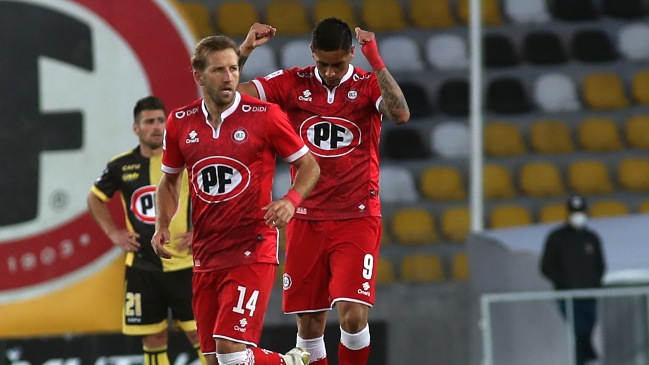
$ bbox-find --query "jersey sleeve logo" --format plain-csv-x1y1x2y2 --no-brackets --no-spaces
192,156,251,203
300,116,361,157
130,185,157,224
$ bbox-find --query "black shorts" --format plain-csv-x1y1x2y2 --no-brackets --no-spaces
122,266,196,336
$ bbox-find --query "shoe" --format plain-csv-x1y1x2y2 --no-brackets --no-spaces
281,347,309,365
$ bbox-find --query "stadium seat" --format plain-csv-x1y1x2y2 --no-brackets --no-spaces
533,73,581,113
215,1,259,37
486,77,531,114
391,208,439,244
382,127,430,160
400,82,433,119
379,165,419,203
376,257,396,285
603,0,649,18
582,72,630,110
568,160,614,194
539,202,569,223
430,121,470,158
522,31,568,65
177,1,215,39
617,23,649,61
441,206,470,242
503,0,551,23
484,121,526,157
379,35,426,72
625,115,649,149
361,0,407,31
519,161,565,197
483,164,516,200
632,69,649,104
425,34,469,70
410,0,456,28
577,118,623,152
618,157,649,192
241,46,279,81
490,204,533,229
530,119,575,154
483,34,520,68
590,200,630,218
280,39,313,69
457,0,503,26
451,252,470,281
313,0,358,27
419,165,466,201
438,79,469,115
570,29,617,63
266,0,310,35
639,200,649,214
552,0,599,20
400,254,446,283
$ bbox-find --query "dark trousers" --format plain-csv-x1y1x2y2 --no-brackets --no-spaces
558,298,598,365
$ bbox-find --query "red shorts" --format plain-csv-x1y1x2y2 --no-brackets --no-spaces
192,263,276,354
282,216,381,314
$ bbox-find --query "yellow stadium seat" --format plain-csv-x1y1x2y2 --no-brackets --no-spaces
391,208,439,244
266,0,311,35
578,117,623,152
484,164,516,199
451,252,470,281
530,119,575,154
484,121,526,157
519,161,565,197
361,0,407,31
582,72,630,110
632,69,649,104
590,200,630,218
490,204,533,229
441,206,470,243
410,0,455,28
400,254,445,283
215,1,260,37
420,166,466,201
176,1,215,39
457,0,503,26
313,0,358,27
625,115,649,149
568,160,614,194
639,200,649,214
539,202,568,223
618,157,649,192
376,257,396,285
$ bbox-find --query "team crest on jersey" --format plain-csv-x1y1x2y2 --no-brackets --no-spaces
130,185,156,224
300,115,361,157
232,129,248,143
347,90,358,99
191,156,251,203
282,273,292,290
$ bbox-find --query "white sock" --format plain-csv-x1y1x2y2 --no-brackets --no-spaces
340,324,370,350
216,350,248,365
297,335,327,362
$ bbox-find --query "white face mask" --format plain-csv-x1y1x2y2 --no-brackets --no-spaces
569,212,588,229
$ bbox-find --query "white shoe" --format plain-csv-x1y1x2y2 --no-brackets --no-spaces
281,347,309,365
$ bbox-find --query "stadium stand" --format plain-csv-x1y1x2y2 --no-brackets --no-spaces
625,115,649,149
390,207,439,244
577,117,624,152
400,254,446,283
215,1,259,37
529,119,576,154
409,0,455,29
429,121,470,158
503,0,551,24
313,0,358,26
265,0,310,35
425,33,469,70
360,0,407,31
484,121,526,157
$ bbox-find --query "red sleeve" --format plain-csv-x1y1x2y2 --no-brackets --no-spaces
368,73,383,112
253,69,293,108
265,104,308,163
161,113,185,173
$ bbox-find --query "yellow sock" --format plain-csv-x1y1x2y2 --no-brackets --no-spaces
143,345,170,365
194,343,207,365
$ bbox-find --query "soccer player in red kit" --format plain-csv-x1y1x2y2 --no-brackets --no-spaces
238,18,410,365
151,35,320,365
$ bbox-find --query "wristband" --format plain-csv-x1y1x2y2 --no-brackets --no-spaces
361,39,386,71
283,189,302,208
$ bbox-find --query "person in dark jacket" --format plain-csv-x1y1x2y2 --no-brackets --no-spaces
541,194,606,365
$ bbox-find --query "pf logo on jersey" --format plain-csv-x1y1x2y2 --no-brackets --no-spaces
192,156,251,203
130,185,156,224
300,115,361,157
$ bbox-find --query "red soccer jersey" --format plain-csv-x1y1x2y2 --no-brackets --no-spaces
252,65,383,220
162,93,308,272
